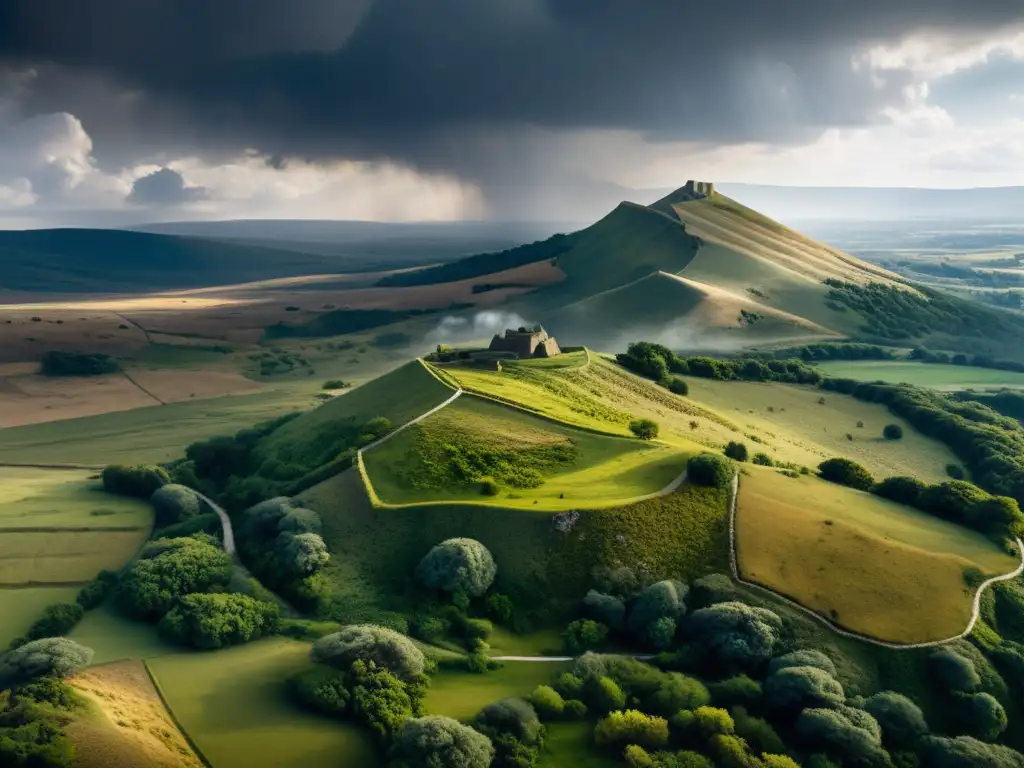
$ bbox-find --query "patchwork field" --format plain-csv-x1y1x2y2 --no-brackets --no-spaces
815,360,1024,391
362,394,688,510
67,660,202,768
148,639,380,768
683,376,960,482
736,467,1019,643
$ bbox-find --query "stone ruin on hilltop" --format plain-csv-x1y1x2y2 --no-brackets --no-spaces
488,324,562,359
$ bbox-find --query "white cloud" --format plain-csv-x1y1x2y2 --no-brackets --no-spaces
861,26,1024,78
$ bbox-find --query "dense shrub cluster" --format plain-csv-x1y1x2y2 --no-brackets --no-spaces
0,676,83,767
236,497,330,609
390,715,495,767
817,458,875,491
150,483,202,527
474,697,544,767
75,569,119,610
311,625,426,682
750,343,898,363
616,341,822,386
101,463,170,498
687,454,733,488
0,638,94,691
159,592,279,649
6,604,84,651
39,350,121,376
115,535,233,619
823,279,1024,343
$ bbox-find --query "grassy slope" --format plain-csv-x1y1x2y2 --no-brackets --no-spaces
0,467,151,529
425,663,572,721
737,467,1018,643
815,360,1024,391
548,270,835,352
362,395,687,510
529,202,700,307
259,359,453,464
148,639,380,768
682,375,961,483
71,604,176,665
300,464,730,625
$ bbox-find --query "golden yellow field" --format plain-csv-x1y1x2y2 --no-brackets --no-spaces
736,467,1018,643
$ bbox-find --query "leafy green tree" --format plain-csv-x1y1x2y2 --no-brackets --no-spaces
287,664,350,717
101,464,170,498
583,590,626,631
686,602,782,668
688,454,732,487
474,697,543,746
795,705,887,766
150,484,202,527
76,570,119,610
648,673,710,717
648,617,677,650
959,692,1007,742
20,604,84,644
415,538,497,597
724,442,749,462
351,660,419,742
929,648,980,693
630,419,661,440
883,423,904,440
528,686,564,720
628,580,688,644
312,625,426,682
553,672,584,700
667,378,689,396
863,691,928,750
817,458,874,491
918,735,1024,767
763,666,845,712
159,592,279,649
390,715,494,768
732,706,786,755
587,676,626,715
0,638,93,690
769,649,837,677
115,536,233,619
563,620,608,654
708,675,762,709
278,532,330,577
486,593,516,626
872,476,927,506
594,709,670,751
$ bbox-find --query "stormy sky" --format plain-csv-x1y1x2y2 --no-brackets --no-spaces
0,0,1022,225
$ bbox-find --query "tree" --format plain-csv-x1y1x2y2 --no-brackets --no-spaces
350,660,419,742
278,532,330,577
0,638,94,690
708,675,762,709
528,686,565,720
563,620,609,654
630,419,660,440
583,590,627,631
415,538,496,597
648,673,710,717
795,706,886,766
872,477,926,506
647,618,677,650
686,602,783,668
287,664,350,717
20,604,84,644
817,458,874,491
724,442,749,462
667,378,689,396
768,650,837,678
312,625,426,682
628,580,688,645
587,676,626,714
594,710,670,751
158,593,279,649
115,536,233,619
150,484,202,527
918,735,1024,767
929,649,980,694
101,464,170,498
960,692,1007,741
486,594,516,626
863,691,928,750
763,666,845,712
687,454,732,488
883,424,904,440
390,716,494,768
474,697,543,746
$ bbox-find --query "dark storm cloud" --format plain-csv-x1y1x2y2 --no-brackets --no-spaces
127,168,208,206
2,0,1022,185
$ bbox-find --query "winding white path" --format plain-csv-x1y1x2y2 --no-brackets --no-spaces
728,471,1024,649
197,491,236,556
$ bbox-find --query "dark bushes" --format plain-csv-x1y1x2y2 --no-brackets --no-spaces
76,570,119,610
39,350,120,376
159,593,279,649
101,464,170,498
150,483,202,527
688,454,732,488
817,458,874,491
616,341,822,386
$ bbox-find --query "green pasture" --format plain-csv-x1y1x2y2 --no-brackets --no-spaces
815,360,1024,391
0,529,149,585
362,395,688,510
683,376,960,483
425,662,572,721
0,585,79,648
148,638,380,768
0,467,151,530
71,603,176,665
540,722,619,768
737,467,1019,643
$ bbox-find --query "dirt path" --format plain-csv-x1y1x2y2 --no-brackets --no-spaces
728,471,1024,649
196,492,236,556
